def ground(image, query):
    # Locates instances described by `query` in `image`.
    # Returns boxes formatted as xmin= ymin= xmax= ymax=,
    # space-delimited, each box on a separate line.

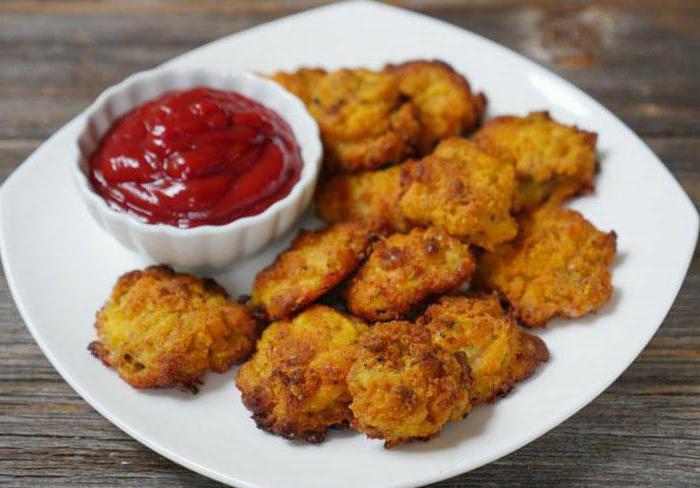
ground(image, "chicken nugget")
xmin=473 ymin=111 xmax=597 ymax=211
xmin=399 ymin=138 xmax=518 ymax=250
xmin=423 ymin=294 xmax=548 ymax=406
xmin=251 ymin=222 xmax=373 ymax=320
xmin=347 ymin=320 xmax=471 ymax=448
xmin=236 ymin=305 xmax=369 ymax=443
xmin=345 ymin=226 xmax=475 ymax=321
xmin=272 ymin=67 xmax=421 ymax=173
xmin=88 ymin=265 xmax=258 ymax=393
xmin=269 ymin=67 xmax=327 ymax=104
xmin=476 ymin=206 xmax=616 ymax=327
xmin=386 ymin=60 xmax=486 ymax=152
xmin=314 ymin=161 xmax=416 ymax=233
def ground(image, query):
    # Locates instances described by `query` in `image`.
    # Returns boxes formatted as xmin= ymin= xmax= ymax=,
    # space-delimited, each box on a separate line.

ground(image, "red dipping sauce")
xmin=88 ymin=87 xmax=303 ymax=228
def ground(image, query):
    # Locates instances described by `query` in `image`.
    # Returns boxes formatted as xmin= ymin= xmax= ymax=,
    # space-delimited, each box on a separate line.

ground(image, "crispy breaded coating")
xmin=88 ymin=266 xmax=258 ymax=393
xmin=251 ymin=223 xmax=373 ymax=320
xmin=473 ymin=111 xmax=597 ymax=211
xmin=386 ymin=60 xmax=486 ymax=152
xmin=347 ymin=320 xmax=471 ymax=448
xmin=399 ymin=138 xmax=518 ymax=250
xmin=345 ymin=226 xmax=475 ymax=321
xmin=314 ymin=161 xmax=415 ymax=233
xmin=423 ymin=294 xmax=548 ymax=406
xmin=272 ymin=67 xmax=421 ymax=173
xmin=272 ymin=60 xmax=486 ymax=173
xmin=236 ymin=305 xmax=369 ymax=443
xmin=269 ymin=67 xmax=327 ymax=104
xmin=476 ymin=206 xmax=616 ymax=327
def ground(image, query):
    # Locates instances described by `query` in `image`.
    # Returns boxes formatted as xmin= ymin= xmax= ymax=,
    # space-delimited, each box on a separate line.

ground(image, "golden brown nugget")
xmin=236 ymin=305 xmax=369 ymax=443
xmin=345 ymin=226 xmax=475 ymax=321
xmin=88 ymin=266 xmax=258 ymax=393
xmin=269 ymin=67 xmax=327 ymax=104
xmin=386 ymin=60 xmax=486 ymax=152
xmin=399 ymin=138 xmax=518 ymax=250
xmin=314 ymin=161 xmax=415 ymax=233
xmin=251 ymin=223 xmax=373 ymax=320
xmin=423 ymin=294 xmax=549 ymax=406
xmin=272 ymin=67 xmax=421 ymax=173
xmin=473 ymin=111 xmax=597 ymax=211
xmin=476 ymin=206 xmax=616 ymax=327
xmin=347 ymin=320 xmax=471 ymax=448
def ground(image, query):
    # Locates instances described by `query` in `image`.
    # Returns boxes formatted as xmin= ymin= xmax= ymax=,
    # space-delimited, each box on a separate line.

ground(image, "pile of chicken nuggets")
xmin=88 ymin=60 xmax=616 ymax=449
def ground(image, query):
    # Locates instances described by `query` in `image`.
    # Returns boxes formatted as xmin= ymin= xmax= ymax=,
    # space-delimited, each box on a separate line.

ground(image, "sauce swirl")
xmin=88 ymin=87 xmax=302 ymax=228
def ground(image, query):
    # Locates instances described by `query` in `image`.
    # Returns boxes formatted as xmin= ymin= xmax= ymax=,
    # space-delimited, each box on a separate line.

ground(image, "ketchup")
xmin=88 ymin=87 xmax=303 ymax=227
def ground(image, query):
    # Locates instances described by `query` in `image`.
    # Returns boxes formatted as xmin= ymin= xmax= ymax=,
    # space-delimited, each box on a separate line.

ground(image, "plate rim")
xmin=1 ymin=2 xmax=698 ymax=488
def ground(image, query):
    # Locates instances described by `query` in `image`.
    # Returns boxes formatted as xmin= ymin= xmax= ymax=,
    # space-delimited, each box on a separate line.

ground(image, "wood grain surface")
xmin=1 ymin=1 xmax=698 ymax=487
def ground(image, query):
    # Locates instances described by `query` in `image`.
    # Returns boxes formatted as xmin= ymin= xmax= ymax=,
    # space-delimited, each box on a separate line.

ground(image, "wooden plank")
xmin=0 ymin=0 xmax=699 ymax=15
xmin=0 ymin=6 xmax=697 ymax=139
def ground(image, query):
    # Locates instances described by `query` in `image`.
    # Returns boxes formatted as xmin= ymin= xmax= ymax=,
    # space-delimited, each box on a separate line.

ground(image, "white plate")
xmin=0 ymin=2 xmax=697 ymax=488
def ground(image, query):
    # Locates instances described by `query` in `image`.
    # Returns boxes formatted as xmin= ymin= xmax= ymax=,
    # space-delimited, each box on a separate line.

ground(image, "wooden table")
xmin=1 ymin=1 xmax=698 ymax=486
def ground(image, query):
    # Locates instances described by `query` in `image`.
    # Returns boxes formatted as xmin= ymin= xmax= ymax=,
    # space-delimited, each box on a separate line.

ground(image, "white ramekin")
xmin=74 ymin=69 xmax=322 ymax=269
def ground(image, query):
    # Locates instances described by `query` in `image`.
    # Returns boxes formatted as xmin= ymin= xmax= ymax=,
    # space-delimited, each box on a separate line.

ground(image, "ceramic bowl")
xmin=74 ymin=68 xmax=321 ymax=268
